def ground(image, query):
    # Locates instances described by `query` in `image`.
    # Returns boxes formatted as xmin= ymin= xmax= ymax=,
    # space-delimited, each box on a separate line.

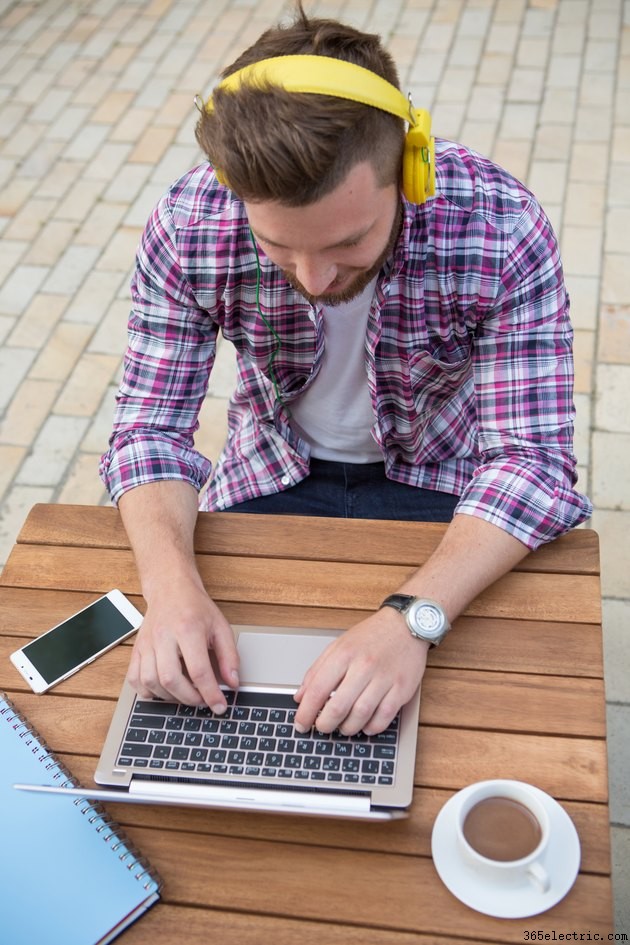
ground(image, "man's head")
xmin=195 ymin=5 xmax=405 ymax=206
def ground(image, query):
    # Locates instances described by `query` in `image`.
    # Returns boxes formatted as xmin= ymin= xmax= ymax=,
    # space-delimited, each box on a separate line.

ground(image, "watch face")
xmin=407 ymin=600 xmax=447 ymax=642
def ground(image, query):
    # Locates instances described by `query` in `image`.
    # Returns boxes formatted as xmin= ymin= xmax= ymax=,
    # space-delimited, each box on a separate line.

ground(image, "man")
xmin=100 ymin=6 xmax=591 ymax=737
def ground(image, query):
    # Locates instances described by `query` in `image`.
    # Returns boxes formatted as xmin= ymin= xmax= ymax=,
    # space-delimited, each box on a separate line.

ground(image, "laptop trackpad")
xmin=236 ymin=629 xmax=341 ymax=688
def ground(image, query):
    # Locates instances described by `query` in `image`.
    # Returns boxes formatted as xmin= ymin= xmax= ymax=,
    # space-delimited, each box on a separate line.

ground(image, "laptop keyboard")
xmin=116 ymin=689 xmax=398 ymax=787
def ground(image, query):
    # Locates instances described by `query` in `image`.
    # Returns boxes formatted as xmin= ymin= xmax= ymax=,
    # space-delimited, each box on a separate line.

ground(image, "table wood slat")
xmin=0 ymin=544 xmax=602 ymax=625
xmin=17 ymin=504 xmax=601 ymax=575
xmin=0 ymin=658 xmax=606 ymax=739
xmin=113 ymin=826 xmax=614 ymax=942
xmin=116 ymin=903 xmax=512 ymax=945
xmin=0 ymin=586 xmax=604 ymax=678
xmin=55 ymin=751 xmax=613 ymax=877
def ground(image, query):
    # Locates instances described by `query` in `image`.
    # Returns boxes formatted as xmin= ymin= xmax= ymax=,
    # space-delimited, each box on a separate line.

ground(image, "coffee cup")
xmin=456 ymin=780 xmax=551 ymax=894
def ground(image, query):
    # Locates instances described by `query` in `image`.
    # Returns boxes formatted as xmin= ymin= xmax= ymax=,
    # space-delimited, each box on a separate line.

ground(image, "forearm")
xmin=118 ymin=480 xmax=204 ymax=602
xmin=397 ymin=512 xmax=530 ymax=622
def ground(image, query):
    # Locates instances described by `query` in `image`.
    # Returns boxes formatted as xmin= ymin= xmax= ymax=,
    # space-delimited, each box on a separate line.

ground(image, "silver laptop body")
xmin=94 ymin=625 xmax=421 ymax=821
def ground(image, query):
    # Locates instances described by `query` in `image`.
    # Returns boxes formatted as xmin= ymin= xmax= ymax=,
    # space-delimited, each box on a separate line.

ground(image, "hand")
xmin=126 ymin=579 xmax=239 ymax=712
xmin=293 ymin=608 xmax=429 ymax=736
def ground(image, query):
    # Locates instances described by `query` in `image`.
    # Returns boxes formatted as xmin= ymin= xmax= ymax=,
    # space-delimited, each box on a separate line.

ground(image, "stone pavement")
xmin=0 ymin=0 xmax=628 ymax=928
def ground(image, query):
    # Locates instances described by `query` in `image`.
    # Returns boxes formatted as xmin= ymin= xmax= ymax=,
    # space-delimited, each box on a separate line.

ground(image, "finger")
xmin=176 ymin=633 xmax=230 ymax=712
xmin=293 ymin=660 xmax=349 ymax=733
xmin=320 ymin=678 xmax=390 ymax=736
xmin=344 ymin=684 xmax=400 ymax=736
xmin=127 ymin=644 xmax=187 ymax=703
xmin=211 ymin=621 xmax=241 ymax=690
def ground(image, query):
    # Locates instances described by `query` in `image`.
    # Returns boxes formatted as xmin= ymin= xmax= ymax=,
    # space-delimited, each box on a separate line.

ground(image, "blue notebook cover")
xmin=0 ymin=693 xmax=161 ymax=945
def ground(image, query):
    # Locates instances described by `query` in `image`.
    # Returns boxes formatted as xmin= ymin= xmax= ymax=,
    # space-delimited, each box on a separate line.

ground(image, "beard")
xmin=283 ymin=203 xmax=403 ymax=307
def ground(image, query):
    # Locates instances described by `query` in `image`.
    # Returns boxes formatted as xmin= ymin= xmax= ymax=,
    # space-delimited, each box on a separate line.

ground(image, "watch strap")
xmin=379 ymin=594 xmax=415 ymax=614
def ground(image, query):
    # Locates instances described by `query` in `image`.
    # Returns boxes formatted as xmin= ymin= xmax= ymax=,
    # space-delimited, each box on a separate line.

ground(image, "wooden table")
xmin=0 ymin=504 xmax=613 ymax=943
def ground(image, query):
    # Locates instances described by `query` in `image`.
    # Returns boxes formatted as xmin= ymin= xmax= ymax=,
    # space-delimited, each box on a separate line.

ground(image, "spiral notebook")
xmin=0 ymin=693 xmax=161 ymax=945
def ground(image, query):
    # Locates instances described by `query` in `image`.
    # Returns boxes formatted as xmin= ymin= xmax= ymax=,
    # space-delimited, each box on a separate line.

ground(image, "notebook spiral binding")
xmin=1 ymin=694 xmax=162 ymax=892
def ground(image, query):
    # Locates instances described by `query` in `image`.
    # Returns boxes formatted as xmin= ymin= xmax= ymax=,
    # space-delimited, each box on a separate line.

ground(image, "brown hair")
xmin=195 ymin=3 xmax=405 ymax=205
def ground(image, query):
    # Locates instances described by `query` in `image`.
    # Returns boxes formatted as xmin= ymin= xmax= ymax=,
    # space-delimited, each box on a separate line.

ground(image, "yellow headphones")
xmin=203 ymin=54 xmax=435 ymax=204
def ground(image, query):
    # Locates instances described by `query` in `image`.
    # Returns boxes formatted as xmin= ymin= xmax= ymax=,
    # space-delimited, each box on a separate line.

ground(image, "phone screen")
xmin=21 ymin=597 xmax=136 ymax=684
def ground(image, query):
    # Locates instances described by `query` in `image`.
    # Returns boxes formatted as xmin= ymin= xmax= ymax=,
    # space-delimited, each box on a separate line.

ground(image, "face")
xmin=244 ymin=161 xmax=401 ymax=306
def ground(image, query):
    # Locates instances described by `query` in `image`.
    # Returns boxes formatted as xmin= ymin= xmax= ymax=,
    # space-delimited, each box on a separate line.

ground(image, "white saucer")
xmin=431 ymin=783 xmax=581 ymax=918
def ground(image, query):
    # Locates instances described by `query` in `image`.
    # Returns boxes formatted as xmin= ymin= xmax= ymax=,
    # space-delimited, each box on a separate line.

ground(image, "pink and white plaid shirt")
xmin=100 ymin=140 xmax=591 ymax=550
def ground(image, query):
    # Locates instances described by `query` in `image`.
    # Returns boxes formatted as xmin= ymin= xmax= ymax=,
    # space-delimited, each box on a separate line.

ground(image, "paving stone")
xmin=602 ymin=599 xmax=630 ymax=704
xmin=15 ymin=414 xmax=90 ymax=487
xmin=607 ymin=704 xmax=630 ymax=827
xmin=42 ymin=244 xmax=100 ymax=296
xmin=0 ymin=265 xmax=50 ymax=316
xmin=595 ymin=364 xmax=630 ymax=433
xmin=29 ymin=321 xmax=94 ymax=382
xmin=62 ymin=269 xmax=122 ymax=325
xmin=57 ymin=452 xmax=108 ymax=504
xmin=54 ymin=351 xmax=120 ymax=416
xmin=598 ymin=304 xmax=630 ymax=365
xmin=591 ymin=510 xmax=630 ymax=598
xmin=0 ymin=445 xmax=27 ymax=500
xmin=611 ymin=826 xmax=630 ymax=932
xmin=0 ymin=377 xmax=62 ymax=447
xmin=6 ymin=293 xmax=68 ymax=349
xmin=592 ymin=431 xmax=630 ymax=510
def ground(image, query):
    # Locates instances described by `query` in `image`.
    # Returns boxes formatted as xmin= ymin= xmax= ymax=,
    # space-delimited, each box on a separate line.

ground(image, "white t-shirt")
xmin=290 ymin=277 xmax=382 ymax=462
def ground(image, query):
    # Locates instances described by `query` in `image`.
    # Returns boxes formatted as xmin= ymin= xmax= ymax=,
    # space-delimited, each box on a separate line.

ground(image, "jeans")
xmin=224 ymin=459 xmax=459 ymax=522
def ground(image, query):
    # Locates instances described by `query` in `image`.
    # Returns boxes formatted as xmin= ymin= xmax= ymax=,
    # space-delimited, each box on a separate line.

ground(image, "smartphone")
xmin=10 ymin=590 xmax=143 ymax=693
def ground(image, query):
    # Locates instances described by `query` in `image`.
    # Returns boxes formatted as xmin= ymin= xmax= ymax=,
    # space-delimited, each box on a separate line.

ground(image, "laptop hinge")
xmin=129 ymin=778 xmax=371 ymax=813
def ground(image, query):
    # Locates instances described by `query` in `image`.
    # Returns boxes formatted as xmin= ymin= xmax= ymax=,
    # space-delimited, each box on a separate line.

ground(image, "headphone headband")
xmin=204 ymin=54 xmax=435 ymax=204
xmin=210 ymin=55 xmax=414 ymax=123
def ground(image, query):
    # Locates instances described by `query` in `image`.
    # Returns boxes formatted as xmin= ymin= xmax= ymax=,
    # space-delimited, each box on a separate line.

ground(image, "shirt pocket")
xmin=406 ymin=349 xmax=472 ymax=420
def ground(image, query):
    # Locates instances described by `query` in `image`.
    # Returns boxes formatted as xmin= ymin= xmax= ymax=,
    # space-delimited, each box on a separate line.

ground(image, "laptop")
xmin=24 ymin=625 xmax=421 ymax=821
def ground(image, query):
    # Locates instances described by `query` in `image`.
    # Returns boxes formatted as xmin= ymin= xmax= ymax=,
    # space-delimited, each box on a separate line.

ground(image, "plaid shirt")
xmin=100 ymin=140 xmax=591 ymax=550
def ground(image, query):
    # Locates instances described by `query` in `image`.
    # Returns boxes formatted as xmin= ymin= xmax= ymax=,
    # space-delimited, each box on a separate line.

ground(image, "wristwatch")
xmin=379 ymin=594 xmax=451 ymax=646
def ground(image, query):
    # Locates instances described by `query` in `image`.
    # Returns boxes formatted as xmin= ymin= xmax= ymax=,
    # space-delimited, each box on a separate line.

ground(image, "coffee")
xmin=463 ymin=796 xmax=542 ymax=862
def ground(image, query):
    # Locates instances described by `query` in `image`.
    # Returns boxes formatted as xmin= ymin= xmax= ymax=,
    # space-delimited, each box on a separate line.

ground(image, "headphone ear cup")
xmin=402 ymin=109 xmax=435 ymax=204
xmin=213 ymin=164 xmax=228 ymax=186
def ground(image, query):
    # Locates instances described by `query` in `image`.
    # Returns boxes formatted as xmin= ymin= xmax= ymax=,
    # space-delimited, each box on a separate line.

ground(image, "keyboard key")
xmin=269 ymin=709 xmax=286 ymax=722
xmin=208 ymin=749 xmax=226 ymax=763
xmin=374 ymin=745 xmax=396 ymax=759
xmin=276 ymin=724 xmax=292 ymax=738
xmin=121 ymin=743 xmax=152 ymax=757
xmin=201 ymin=719 xmax=219 ymax=733
xmin=259 ymin=737 xmax=277 ymax=752
xmin=304 ymin=756 xmax=321 ymax=770
xmin=149 ymin=760 xmax=164 ymax=769
xmin=278 ymin=738 xmax=295 ymax=752
xmin=284 ymin=754 xmax=302 ymax=769
xmin=353 ymin=743 xmax=372 ymax=757
xmin=278 ymin=769 xmax=293 ymax=779
xmin=134 ymin=700 xmax=178 ymax=715
xmin=251 ymin=708 xmax=268 ymax=721
xmin=184 ymin=733 xmax=202 ymax=747
xmin=166 ymin=717 xmax=184 ymax=730
xmin=315 ymin=741 xmax=333 ymax=755
xmin=125 ymin=728 xmax=148 ymax=743
xmin=238 ymin=722 xmax=256 ymax=736
xmin=232 ymin=706 xmax=250 ymax=720
xmin=228 ymin=751 xmax=245 ymax=765
xmin=172 ymin=747 xmax=189 ymax=760
xmin=333 ymin=742 xmax=352 ymax=756
xmin=342 ymin=758 xmax=360 ymax=772
xmin=148 ymin=730 xmax=166 ymax=744
xmin=361 ymin=760 xmax=379 ymax=775
xmin=154 ymin=746 xmax=171 ymax=760
xmin=266 ymin=753 xmax=283 ymax=767
xmin=203 ymin=733 xmax=220 ymax=748
xmin=378 ymin=776 xmax=394 ymax=785
xmin=322 ymin=758 xmax=340 ymax=771
xmin=131 ymin=714 xmax=165 ymax=728
xmin=190 ymin=749 xmax=208 ymax=763
xmin=183 ymin=718 xmax=202 ymax=732
xmin=221 ymin=735 xmax=239 ymax=749
xmin=262 ymin=768 xmax=277 ymax=777
xmin=245 ymin=767 xmax=261 ymax=776
xmin=166 ymin=731 xmax=184 ymax=745
xmin=246 ymin=752 xmax=264 ymax=766
xmin=229 ymin=766 xmax=245 ymax=775
xmin=327 ymin=773 xmax=343 ymax=782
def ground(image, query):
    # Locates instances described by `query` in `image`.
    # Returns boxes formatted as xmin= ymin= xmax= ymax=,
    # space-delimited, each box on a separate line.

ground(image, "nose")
xmin=293 ymin=254 xmax=337 ymax=296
